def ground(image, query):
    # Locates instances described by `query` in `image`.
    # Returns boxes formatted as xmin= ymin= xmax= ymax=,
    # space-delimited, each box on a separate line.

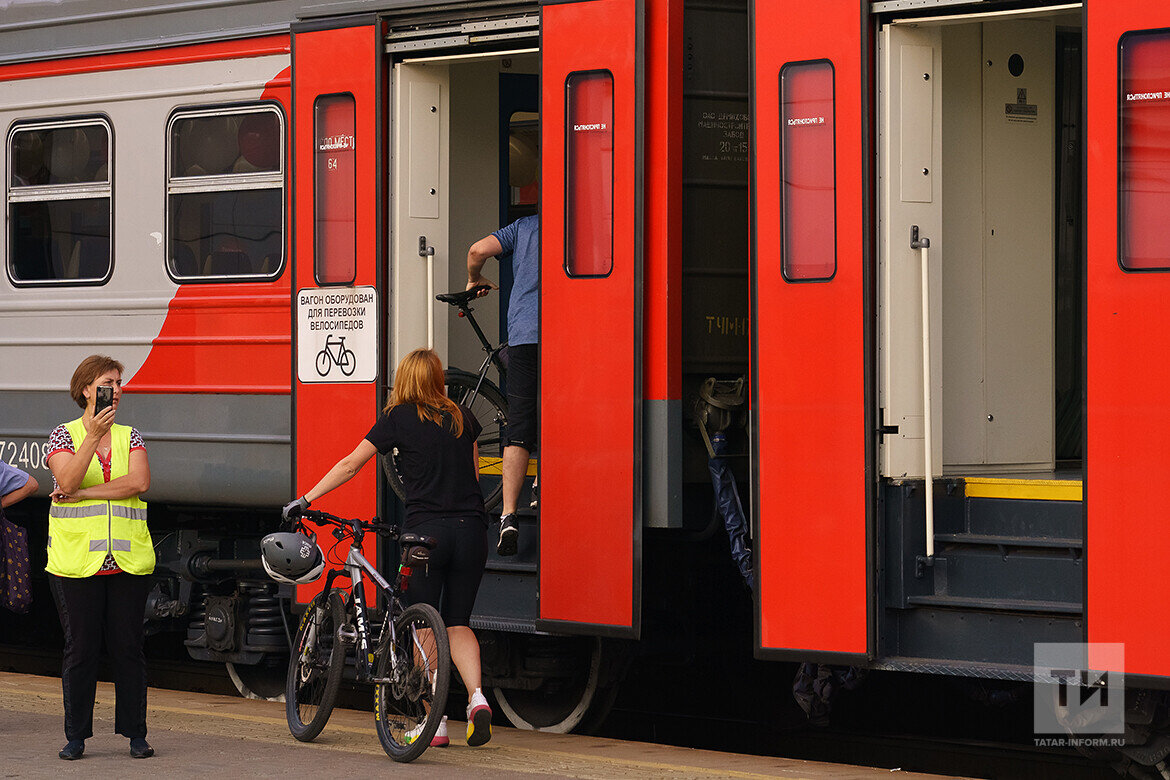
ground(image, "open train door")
xmin=750 ymin=1 xmax=870 ymax=662
xmin=538 ymin=0 xmax=644 ymax=637
xmin=1086 ymin=2 xmax=1170 ymax=678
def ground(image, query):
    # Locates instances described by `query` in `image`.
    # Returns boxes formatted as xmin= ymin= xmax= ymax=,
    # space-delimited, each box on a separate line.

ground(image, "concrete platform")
xmin=0 ymin=671 xmax=956 ymax=778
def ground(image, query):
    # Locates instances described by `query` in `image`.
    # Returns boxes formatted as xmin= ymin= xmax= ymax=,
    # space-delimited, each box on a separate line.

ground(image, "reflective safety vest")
xmin=46 ymin=418 xmax=154 ymax=578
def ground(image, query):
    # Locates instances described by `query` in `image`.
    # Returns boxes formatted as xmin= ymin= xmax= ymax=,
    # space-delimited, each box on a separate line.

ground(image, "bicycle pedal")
xmin=337 ymin=625 xmax=358 ymax=644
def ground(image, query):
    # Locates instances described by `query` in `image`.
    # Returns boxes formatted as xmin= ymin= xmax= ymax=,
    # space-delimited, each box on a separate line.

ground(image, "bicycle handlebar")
xmin=436 ymin=285 xmax=492 ymax=307
xmin=296 ymin=509 xmax=398 ymax=538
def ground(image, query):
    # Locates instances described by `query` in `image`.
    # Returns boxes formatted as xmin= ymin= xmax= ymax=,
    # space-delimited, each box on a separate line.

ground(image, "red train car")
xmin=5 ymin=0 xmax=1170 ymax=770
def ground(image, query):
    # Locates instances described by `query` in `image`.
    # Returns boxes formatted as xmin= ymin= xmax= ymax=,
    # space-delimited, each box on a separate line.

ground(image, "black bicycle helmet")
xmin=261 ymin=531 xmax=324 ymax=584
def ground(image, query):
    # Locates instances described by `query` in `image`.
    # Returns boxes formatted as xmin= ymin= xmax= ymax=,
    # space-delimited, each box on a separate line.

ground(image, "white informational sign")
xmin=296 ymin=286 xmax=378 ymax=383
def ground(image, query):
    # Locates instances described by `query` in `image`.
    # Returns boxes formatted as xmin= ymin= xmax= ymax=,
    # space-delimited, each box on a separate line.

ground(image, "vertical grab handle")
xmin=910 ymin=225 xmax=934 ymax=560
xmin=419 ymin=236 xmax=436 ymax=349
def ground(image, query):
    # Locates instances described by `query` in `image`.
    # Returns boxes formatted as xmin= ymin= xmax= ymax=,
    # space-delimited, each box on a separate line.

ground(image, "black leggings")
xmin=403 ymin=516 xmax=487 ymax=627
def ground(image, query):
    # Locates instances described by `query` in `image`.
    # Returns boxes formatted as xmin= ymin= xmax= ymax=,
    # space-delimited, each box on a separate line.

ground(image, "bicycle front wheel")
xmin=285 ymin=588 xmax=346 ymax=741
xmin=373 ymin=602 xmax=451 ymax=762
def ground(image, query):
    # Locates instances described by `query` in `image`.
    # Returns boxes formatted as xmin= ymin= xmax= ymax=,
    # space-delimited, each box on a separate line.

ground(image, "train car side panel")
xmin=751 ymin=0 xmax=868 ymax=659
xmin=539 ymin=0 xmax=644 ymax=635
xmin=1086 ymin=0 xmax=1170 ymax=677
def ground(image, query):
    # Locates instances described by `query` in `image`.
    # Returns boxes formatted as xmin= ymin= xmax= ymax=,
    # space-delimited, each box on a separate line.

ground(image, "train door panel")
xmin=750 ymin=0 xmax=869 ymax=660
xmin=538 ymin=0 xmax=644 ymax=636
xmin=392 ymin=62 xmax=450 ymax=368
xmin=878 ymin=23 xmax=942 ymax=480
xmin=291 ymin=23 xmax=382 ymax=603
xmin=1087 ymin=1 xmax=1170 ymax=677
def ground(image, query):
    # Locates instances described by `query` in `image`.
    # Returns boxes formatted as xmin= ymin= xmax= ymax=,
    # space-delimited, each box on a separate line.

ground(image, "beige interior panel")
xmin=981 ymin=19 xmax=1054 ymax=468
xmin=392 ymin=61 xmax=450 ymax=368
xmin=940 ymin=22 xmax=986 ymax=468
xmin=879 ymin=23 xmax=943 ymax=479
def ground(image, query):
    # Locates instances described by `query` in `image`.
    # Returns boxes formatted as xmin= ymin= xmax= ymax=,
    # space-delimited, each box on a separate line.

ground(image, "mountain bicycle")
xmin=284 ymin=508 xmax=450 ymax=763
xmin=383 ymin=284 xmax=508 ymax=512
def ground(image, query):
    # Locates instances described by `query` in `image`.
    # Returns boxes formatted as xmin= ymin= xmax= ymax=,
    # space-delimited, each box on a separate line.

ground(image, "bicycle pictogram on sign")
xmin=316 ymin=334 xmax=356 ymax=377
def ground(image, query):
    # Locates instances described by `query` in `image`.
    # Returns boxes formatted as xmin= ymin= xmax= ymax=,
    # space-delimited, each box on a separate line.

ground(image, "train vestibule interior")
xmin=878 ymin=7 xmax=1083 ymax=485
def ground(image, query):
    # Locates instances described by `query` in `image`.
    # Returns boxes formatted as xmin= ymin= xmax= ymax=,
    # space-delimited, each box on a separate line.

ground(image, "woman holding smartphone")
xmin=46 ymin=354 xmax=154 ymax=761
xmin=283 ymin=347 xmax=494 ymax=748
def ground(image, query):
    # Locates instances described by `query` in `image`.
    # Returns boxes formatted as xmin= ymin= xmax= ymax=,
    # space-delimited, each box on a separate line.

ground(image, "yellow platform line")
xmin=478 ymin=456 xmax=537 ymax=477
xmin=963 ymin=477 xmax=1082 ymax=502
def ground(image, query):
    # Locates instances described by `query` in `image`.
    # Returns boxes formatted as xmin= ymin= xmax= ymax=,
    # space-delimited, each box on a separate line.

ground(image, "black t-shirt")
xmin=365 ymin=403 xmax=486 ymax=527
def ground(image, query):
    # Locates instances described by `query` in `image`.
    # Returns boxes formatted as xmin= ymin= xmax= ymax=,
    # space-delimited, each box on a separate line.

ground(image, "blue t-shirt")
xmin=492 ymin=215 xmax=539 ymax=346
xmin=0 ymin=460 xmax=30 ymax=497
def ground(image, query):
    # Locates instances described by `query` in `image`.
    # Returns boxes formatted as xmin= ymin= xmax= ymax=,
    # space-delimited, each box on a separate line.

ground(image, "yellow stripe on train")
xmin=477 ymin=457 xmax=538 ymax=477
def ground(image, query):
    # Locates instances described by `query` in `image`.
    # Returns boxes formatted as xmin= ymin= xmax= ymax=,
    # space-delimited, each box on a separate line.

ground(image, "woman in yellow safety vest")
xmin=45 ymin=354 xmax=155 ymax=761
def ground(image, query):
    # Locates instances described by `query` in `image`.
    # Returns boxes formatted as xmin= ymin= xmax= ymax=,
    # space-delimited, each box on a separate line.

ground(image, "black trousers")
xmin=48 ymin=572 xmax=151 ymax=741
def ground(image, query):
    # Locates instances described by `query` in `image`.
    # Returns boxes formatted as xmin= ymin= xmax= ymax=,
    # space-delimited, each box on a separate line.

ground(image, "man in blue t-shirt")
xmin=466 ymin=214 xmax=538 ymax=556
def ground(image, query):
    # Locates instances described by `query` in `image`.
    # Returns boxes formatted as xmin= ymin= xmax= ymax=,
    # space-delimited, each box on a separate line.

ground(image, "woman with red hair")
xmin=283 ymin=348 xmax=493 ymax=748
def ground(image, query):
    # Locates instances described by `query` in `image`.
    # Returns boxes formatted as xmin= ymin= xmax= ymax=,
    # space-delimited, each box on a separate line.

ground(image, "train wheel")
xmin=226 ymin=660 xmax=286 ymax=702
xmin=492 ymin=637 xmax=621 ymax=734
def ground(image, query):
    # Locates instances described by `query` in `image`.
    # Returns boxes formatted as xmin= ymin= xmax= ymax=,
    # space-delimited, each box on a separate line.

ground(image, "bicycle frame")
xmin=453 ymin=300 xmax=507 ymax=400
xmin=319 ymin=541 xmax=399 ymax=684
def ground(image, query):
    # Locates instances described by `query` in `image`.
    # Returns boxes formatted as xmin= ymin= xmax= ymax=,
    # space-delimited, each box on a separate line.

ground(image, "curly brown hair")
xmin=69 ymin=355 xmax=124 ymax=409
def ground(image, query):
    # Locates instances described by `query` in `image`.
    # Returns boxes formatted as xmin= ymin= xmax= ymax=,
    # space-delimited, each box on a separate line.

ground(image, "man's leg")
xmin=501 ymin=444 xmax=530 ymax=517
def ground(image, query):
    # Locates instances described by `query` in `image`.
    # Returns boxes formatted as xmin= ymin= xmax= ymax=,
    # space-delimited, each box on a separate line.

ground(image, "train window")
xmin=779 ymin=59 xmax=836 ymax=282
xmin=1119 ymin=30 xmax=1170 ymax=271
xmin=313 ymin=93 xmax=356 ymax=286
xmin=7 ymin=119 xmax=112 ymax=285
xmin=564 ymin=71 xmax=613 ymax=277
xmin=166 ymin=106 xmax=284 ymax=281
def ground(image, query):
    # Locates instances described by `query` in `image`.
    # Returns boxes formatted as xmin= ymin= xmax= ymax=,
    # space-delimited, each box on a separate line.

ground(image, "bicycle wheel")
xmin=315 ymin=349 xmax=332 ymax=377
xmin=373 ymin=602 xmax=451 ymax=762
xmin=381 ymin=368 xmax=507 ymax=512
xmin=285 ymin=588 xmax=346 ymax=741
xmin=339 ymin=348 xmax=356 ymax=376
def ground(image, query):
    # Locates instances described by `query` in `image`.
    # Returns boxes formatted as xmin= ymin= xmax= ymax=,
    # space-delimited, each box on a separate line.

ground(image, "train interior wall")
xmin=877 ymin=9 xmax=1086 ymax=671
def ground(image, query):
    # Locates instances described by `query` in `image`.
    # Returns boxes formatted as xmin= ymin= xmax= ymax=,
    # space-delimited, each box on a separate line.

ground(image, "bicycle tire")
xmin=373 ymin=602 xmax=451 ymax=762
xmin=285 ymin=588 xmax=345 ymax=742
xmin=382 ymin=368 xmax=507 ymax=513
xmin=315 ymin=348 xmax=333 ymax=377
xmin=339 ymin=348 xmax=356 ymax=376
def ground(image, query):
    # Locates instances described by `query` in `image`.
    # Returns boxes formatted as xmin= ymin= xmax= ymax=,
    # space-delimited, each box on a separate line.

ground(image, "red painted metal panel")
xmin=752 ymin=1 xmax=867 ymax=656
xmin=292 ymin=25 xmax=381 ymax=605
xmin=540 ymin=0 xmax=643 ymax=633
xmin=1087 ymin=0 xmax=1170 ymax=678
xmin=643 ymin=0 xmax=682 ymax=402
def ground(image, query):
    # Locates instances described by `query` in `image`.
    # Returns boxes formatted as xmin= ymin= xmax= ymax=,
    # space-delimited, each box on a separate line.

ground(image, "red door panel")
xmin=539 ymin=0 xmax=643 ymax=636
xmin=291 ymin=24 xmax=381 ymax=604
xmin=751 ymin=1 xmax=869 ymax=660
xmin=1087 ymin=1 xmax=1170 ymax=678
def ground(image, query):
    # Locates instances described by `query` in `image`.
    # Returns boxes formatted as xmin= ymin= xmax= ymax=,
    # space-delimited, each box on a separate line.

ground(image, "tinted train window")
xmin=167 ymin=106 xmax=284 ymax=281
xmin=564 ymin=71 xmax=614 ymax=277
xmin=1119 ymin=30 xmax=1170 ymax=271
xmin=7 ymin=119 xmax=112 ymax=285
xmin=779 ymin=59 xmax=836 ymax=281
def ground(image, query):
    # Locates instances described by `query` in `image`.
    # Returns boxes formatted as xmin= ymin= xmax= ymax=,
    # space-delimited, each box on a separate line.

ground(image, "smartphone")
xmin=95 ymin=385 xmax=114 ymax=415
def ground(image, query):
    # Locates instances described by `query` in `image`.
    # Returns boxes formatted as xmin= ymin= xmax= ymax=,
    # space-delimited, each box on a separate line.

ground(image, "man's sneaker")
xmin=497 ymin=514 xmax=518 ymax=557
xmin=466 ymin=692 xmax=492 ymax=747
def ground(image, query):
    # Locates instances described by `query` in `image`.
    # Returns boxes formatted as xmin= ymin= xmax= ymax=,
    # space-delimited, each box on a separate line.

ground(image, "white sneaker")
xmin=466 ymin=692 xmax=492 ymax=746
xmin=404 ymin=715 xmax=449 ymax=747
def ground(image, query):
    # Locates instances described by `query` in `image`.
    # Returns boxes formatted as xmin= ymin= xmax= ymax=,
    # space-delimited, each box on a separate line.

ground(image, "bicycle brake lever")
xmin=332 ymin=526 xmax=346 ymax=540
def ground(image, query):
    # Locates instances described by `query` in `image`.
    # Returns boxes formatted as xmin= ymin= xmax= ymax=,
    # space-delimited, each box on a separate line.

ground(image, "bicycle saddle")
xmin=399 ymin=533 xmax=437 ymax=550
xmin=436 ymin=285 xmax=491 ymax=306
